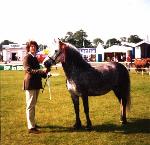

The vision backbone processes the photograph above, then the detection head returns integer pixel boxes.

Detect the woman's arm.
[23,55,49,78]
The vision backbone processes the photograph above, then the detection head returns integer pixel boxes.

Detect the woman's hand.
[46,68,50,73]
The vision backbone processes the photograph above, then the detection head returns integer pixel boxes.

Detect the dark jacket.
[23,54,47,90]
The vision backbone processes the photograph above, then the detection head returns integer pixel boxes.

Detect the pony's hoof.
[86,121,92,130]
[73,123,82,130]
[120,116,127,125]
[85,125,92,131]
[120,119,127,125]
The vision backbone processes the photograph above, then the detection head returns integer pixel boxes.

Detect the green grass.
[0,68,150,145]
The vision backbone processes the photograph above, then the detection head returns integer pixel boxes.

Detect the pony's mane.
[64,42,91,69]
[64,42,78,51]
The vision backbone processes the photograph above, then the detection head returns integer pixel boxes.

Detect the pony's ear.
[58,40,67,63]
[59,40,67,50]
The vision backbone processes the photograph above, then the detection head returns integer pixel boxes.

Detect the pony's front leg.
[71,95,82,129]
[82,96,92,130]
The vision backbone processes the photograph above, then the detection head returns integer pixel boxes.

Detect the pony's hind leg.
[120,99,127,124]
[82,96,92,130]
[113,88,127,124]
[71,95,82,129]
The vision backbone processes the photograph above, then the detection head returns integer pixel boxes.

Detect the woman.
[23,40,49,133]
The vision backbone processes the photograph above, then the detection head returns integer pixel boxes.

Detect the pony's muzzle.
[44,58,56,69]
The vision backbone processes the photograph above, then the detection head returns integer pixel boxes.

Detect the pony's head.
[43,39,70,68]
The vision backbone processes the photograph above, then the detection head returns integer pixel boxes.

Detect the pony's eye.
[55,50,58,53]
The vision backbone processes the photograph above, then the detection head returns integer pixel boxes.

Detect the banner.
[0,65,24,70]
[0,64,44,70]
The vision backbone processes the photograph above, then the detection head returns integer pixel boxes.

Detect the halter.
[44,40,68,70]
[49,49,62,64]
[48,41,67,65]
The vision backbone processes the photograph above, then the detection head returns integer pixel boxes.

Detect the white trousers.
[25,90,39,129]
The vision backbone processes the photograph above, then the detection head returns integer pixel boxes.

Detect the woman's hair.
[26,40,39,52]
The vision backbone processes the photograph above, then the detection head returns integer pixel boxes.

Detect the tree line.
[61,29,143,48]
[0,29,143,51]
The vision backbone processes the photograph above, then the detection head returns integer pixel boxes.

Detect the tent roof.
[104,45,132,53]
[134,40,150,47]
[121,40,150,47]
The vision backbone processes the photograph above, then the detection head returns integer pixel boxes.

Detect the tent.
[96,44,133,62]
[104,45,132,53]
[104,45,133,62]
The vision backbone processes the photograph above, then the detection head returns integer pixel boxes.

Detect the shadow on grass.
[40,118,150,134]
[93,118,150,134]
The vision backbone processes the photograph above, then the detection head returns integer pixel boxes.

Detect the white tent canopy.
[104,45,132,53]
[96,43,105,53]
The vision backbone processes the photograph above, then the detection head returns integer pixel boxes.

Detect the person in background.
[126,55,131,71]
[23,40,50,134]
[115,56,118,62]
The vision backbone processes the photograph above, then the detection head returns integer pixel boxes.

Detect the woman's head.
[26,41,39,54]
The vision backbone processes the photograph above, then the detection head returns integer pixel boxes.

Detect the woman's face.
[29,44,37,55]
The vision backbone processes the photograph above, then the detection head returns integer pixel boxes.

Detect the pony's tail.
[114,64,131,111]
[122,67,131,111]
[126,77,131,111]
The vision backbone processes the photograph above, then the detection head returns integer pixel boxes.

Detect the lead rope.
[42,72,52,100]
[47,73,51,100]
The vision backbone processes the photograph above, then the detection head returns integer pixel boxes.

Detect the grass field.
[1,68,150,145]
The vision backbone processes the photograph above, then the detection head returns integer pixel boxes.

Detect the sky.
[0,0,150,46]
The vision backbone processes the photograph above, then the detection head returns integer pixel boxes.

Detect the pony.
[44,40,131,130]
[134,58,150,72]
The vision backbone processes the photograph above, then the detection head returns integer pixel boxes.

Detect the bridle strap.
[48,56,56,64]
[49,50,62,64]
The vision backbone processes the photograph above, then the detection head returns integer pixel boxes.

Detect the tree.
[128,35,143,43]
[62,29,93,48]
[105,38,121,48]
[120,37,127,42]
[73,29,88,48]
[0,40,15,51]
[62,31,73,42]
[93,38,104,48]
[61,31,76,46]
[38,44,47,51]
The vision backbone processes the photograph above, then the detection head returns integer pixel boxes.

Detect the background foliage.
[0,30,143,50]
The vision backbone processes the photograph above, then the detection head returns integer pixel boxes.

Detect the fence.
[0,64,60,71]
[0,62,149,76]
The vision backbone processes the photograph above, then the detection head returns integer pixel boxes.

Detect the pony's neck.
[62,47,91,78]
